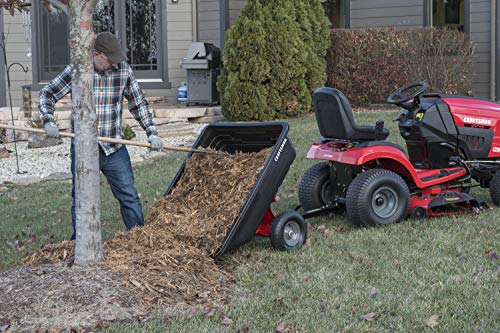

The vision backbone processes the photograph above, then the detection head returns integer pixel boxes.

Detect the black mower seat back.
[313,87,390,141]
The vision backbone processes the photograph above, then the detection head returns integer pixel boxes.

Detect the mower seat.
[313,87,390,142]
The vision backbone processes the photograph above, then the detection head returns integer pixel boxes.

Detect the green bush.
[123,124,136,140]
[218,0,329,121]
[0,127,5,144]
[327,27,474,106]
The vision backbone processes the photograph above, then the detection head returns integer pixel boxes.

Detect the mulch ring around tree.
[1,147,273,331]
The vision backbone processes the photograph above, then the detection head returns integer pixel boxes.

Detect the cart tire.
[489,172,500,206]
[270,210,307,251]
[299,162,342,212]
[346,169,410,227]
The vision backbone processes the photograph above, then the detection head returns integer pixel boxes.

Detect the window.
[36,6,69,80]
[432,0,464,31]
[33,0,168,84]
[322,0,346,29]
[93,0,160,77]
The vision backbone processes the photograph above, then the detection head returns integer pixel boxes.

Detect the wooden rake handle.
[0,123,207,154]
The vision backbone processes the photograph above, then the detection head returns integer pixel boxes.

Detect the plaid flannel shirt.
[39,63,158,156]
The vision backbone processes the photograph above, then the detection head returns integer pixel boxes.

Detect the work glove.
[44,122,60,139]
[147,135,164,151]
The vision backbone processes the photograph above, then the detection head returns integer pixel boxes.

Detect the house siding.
[3,10,32,107]
[197,0,221,48]
[349,0,425,28]
[158,0,194,99]
[229,0,245,26]
[469,0,492,98]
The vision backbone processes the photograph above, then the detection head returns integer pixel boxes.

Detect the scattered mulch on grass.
[9,147,272,329]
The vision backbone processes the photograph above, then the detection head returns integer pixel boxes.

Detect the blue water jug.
[177,82,188,104]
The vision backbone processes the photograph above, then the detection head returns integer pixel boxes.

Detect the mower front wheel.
[346,169,410,226]
[270,209,307,251]
[489,172,500,206]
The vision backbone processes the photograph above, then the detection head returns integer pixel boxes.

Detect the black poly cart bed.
[163,122,296,258]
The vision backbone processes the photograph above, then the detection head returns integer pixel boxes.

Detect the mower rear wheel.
[489,172,500,206]
[346,169,410,226]
[299,162,341,212]
[270,209,307,251]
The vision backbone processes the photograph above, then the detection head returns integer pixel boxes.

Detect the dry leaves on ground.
[425,314,439,329]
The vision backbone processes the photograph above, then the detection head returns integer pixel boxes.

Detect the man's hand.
[44,122,60,139]
[147,135,164,151]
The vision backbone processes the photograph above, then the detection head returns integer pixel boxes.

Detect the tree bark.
[68,0,102,265]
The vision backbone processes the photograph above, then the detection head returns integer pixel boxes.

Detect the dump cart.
[164,122,307,258]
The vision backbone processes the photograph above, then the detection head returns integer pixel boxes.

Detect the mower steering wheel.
[386,82,429,106]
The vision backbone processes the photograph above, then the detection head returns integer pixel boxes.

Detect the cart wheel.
[346,169,410,226]
[410,206,427,219]
[270,209,307,251]
[299,162,343,213]
[489,172,500,206]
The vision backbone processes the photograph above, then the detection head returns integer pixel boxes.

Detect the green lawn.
[1,112,498,332]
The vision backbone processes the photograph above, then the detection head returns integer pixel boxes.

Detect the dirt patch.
[9,147,273,330]
[0,261,146,332]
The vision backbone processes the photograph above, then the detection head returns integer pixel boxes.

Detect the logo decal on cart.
[493,147,500,153]
[274,138,288,162]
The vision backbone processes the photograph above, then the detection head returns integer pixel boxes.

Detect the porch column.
[219,0,229,50]
[496,0,500,101]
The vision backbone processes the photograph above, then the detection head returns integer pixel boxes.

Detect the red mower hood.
[442,96,500,114]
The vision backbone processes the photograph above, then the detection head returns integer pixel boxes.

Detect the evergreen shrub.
[218,0,329,121]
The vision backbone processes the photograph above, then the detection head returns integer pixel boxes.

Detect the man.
[39,32,164,240]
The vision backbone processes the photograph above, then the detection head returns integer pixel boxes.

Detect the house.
[0,0,498,113]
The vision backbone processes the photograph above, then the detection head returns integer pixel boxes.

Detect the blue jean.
[70,143,144,240]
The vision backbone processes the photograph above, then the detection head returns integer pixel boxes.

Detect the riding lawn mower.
[296,82,500,226]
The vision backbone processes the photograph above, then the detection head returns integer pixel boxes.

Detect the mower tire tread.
[489,172,500,206]
[270,209,307,251]
[298,162,330,211]
[346,169,410,227]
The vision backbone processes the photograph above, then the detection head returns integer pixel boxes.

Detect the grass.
[1,112,499,332]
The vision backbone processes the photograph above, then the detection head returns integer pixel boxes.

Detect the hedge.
[327,27,475,107]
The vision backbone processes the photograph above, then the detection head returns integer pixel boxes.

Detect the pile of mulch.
[0,261,147,331]
[24,147,273,308]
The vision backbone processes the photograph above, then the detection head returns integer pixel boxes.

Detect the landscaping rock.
[43,172,72,181]
[205,106,222,116]
[0,146,10,159]
[27,133,63,149]
[189,115,225,123]
[0,123,207,184]
[2,121,30,142]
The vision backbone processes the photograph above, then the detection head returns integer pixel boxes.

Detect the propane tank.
[177,82,188,104]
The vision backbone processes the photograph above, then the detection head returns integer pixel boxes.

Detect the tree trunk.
[68,0,102,265]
